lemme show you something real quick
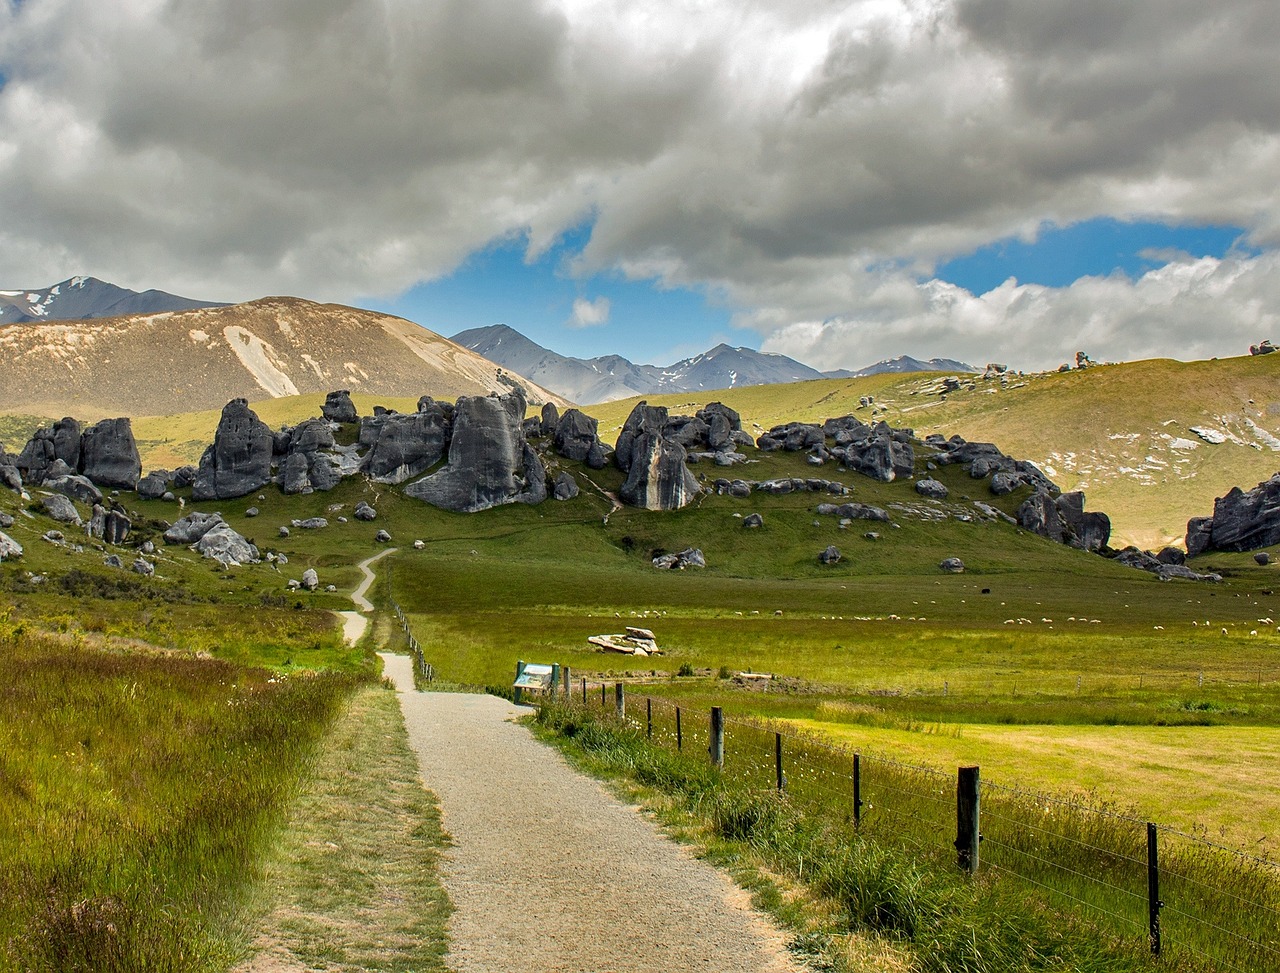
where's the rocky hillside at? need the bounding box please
[587,354,1280,550]
[0,276,223,324]
[451,324,826,403]
[0,298,565,417]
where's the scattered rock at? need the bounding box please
[131,558,154,576]
[652,547,705,570]
[195,524,260,566]
[86,505,131,545]
[553,471,579,501]
[0,513,12,528]
[375,529,391,542]
[1185,475,1280,556]
[915,478,949,500]
[291,518,328,530]
[43,530,65,543]
[103,554,124,569]
[45,474,103,506]
[816,501,890,522]
[1256,552,1271,566]
[743,512,764,528]
[301,568,319,591]
[354,501,377,521]
[1250,340,1276,356]
[41,494,82,525]
[0,531,22,561]
[819,545,842,565]
[939,557,965,573]
[413,540,425,550]
[361,405,452,484]
[164,512,225,544]
[278,525,290,538]
[136,471,170,500]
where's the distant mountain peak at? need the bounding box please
[0,276,225,325]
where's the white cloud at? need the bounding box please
[568,295,610,328]
[0,0,1276,363]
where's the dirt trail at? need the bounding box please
[336,547,397,645]
[380,654,802,973]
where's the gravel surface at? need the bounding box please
[381,654,802,973]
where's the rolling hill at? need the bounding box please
[0,297,565,418]
[585,355,1280,549]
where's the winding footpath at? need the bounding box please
[336,547,396,645]
[355,553,801,972]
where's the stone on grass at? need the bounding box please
[915,478,949,500]
[652,547,705,570]
[819,545,842,565]
[743,512,764,528]
[164,512,224,544]
[195,524,260,567]
[41,494,82,525]
[0,531,22,561]
[1256,552,1271,566]
[375,529,391,542]
[132,558,154,576]
[940,557,965,573]
[301,568,319,591]
[354,501,377,521]
[291,517,328,530]
[103,554,123,569]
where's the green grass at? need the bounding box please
[0,629,360,972]
[240,682,450,972]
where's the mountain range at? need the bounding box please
[451,324,977,403]
[0,276,225,324]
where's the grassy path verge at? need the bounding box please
[236,684,450,973]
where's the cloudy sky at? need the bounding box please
[1,0,1277,371]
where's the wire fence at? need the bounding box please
[388,597,433,683]
[562,677,1280,973]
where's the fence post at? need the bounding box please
[601,683,607,708]
[646,698,652,739]
[775,732,785,791]
[1148,823,1162,955]
[581,677,587,706]
[676,706,683,751]
[956,765,980,874]
[615,681,624,721]
[709,706,724,769]
[853,753,862,829]
[514,660,526,705]
[563,665,571,697]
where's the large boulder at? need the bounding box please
[553,409,605,465]
[51,418,83,469]
[41,494,82,525]
[0,531,23,561]
[0,463,21,493]
[615,403,699,511]
[44,473,103,506]
[137,471,171,500]
[697,403,741,451]
[163,511,225,544]
[193,400,275,500]
[86,504,131,545]
[360,404,452,484]
[321,389,358,424]
[915,478,949,500]
[553,471,579,501]
[79,418,141,489]
[540,402,560,437]
[277,419,341,494]
[756,422,824,452]
[195,523,260,566]
[404,390,545,512]
[1185,476,1280,556]
[1017,490,1111,551]
[838,422,914,483]
[652,547,705,570]
[14,429,58,484]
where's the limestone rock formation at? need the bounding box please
[819,545,842,564]
[553,471,579,501]
[195,523,260,566]
[45,474,103,506]
[86,504,131,545]
[615,403,699,511]
[79,418,142,489]
[540,402,560,436]
[404,390,545,512]
[0,531,22,561]
[1017,490,1110,552]
[553,409,607,467]
[277,419,340,494]
[915,478,949,500]
[41,494,82,524]
[193,399,275,501]
[743,512,763,528]
[1185,476,1280,556]
[137,471,171,500]
[360,402,452,484]
[939,557,965,573]
[354,501,377,521]
[164,512,225,544]
[321,389,358,424]
[652,547,705,569]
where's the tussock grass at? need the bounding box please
[0,629,359,972]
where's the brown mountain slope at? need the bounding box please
[0,297,567,417]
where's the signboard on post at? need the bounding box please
[514,663,555,690]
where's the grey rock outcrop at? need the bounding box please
[405,390,545,512]
[103,554,124,569]
[132,558,154,576]
[195,523,260,566]
[164,512,225,544]
[743,512,763,528]
[291,517,328,529]
[45,474,103,506]
[834,421,915,483]
[939,557,965,573]
[301,568,319,591]
[932,437,1055,495]
[1256,552,1271,566]
[193,399,275,501]
[41,494,82,525]
[1155,547,1186,566]
[819,545,842,565]
[816,502,890,522]
[697,402,741,451]
[915,478,949,500]
[14,429,57,484]
[86,504,131,545]
[137,471,171,500]
[553,471,579,501]
[321,389,358,424]
[0,463,21,492]
[79,418,142,489]
[1017,490,1110,552]
[615,403,699,511]
[553,409,608,468]
[0,531,21,561]
[354,501,377,521]
[1185,476,1280,556]
[360,402,452,484]
[756,422,824,452]
[278,419,340,494]
[652,547,705,570]
[1114,547,1222,583]
[540,402,560,436]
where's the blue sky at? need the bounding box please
[367,217,1260,367]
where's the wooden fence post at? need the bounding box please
[563,665,571,696]
[646,698,652,739]
[676,706,683,751]
[615,681,624,721]
[1148,823,1163,955]
[601,683,607,708]
[709,706,724,769]
[956,765,980,875]
[775,732,785,791]
[581,677,587,706]
[853,753,863,828]
[514,660,525,705]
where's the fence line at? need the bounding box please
[388,597,433,684]
[557,678,1280,972]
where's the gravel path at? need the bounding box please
[336,548,397,645]
[380,654,802,973]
